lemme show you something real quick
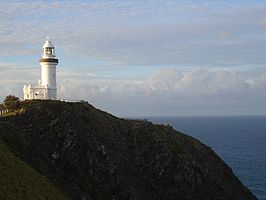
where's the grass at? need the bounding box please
[0,140,68,200]
[1,108,24,117]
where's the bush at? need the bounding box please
[3,95,21,110]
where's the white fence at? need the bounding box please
[0,109,9,116]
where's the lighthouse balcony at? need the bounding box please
[39,58,58,63]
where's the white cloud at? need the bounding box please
[87,73,98,77]
[1,1,266,67]
[53,67,266,115]
[260,18,266,27]
[252,72,266,88]
[1,1,266,115]
[1,65,266,115]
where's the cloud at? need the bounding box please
[87,73,98,77]
[1,1,266,115]
[54,67,266,115]
[1,64,266,115]
[260,18,266,27]
[1,1,266,67]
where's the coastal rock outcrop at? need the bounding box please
[0,100,257,200]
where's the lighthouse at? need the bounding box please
[40,38,58,99]
[23,38,59,100]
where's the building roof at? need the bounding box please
[42,37,55,48]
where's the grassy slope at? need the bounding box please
[0,139,68,200]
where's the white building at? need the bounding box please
[23,38,59,100]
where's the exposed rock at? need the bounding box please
[0,100,257,200]
[0,122,68,200]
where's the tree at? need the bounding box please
[3,95,21,110]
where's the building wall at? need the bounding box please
[47,88,57,100]
[41,63,57,89]
[23,85,48,100]
[23,39,58,100]
[23,84,57,100]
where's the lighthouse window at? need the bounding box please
[45,47,53,55]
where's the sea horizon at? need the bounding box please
[126,114,266,119]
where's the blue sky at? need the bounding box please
[0,0,266,116]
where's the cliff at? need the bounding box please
[0,100,257,200]
[0,122,67,200]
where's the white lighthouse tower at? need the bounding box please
[40,38,58,99]
[23,38,59,100]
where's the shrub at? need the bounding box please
[3,95,21,110]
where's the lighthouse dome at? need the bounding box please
[42,38,54,48]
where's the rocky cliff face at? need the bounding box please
[0,122,67,200]
[0,100,257,200]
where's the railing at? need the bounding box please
[0,109,9,116]
[60,99,88,103]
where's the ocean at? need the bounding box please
[145,116,266,200]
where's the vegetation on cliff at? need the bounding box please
[0,122,67,200]
[0,100,257,200]
[3,95,21,110]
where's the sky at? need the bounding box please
[0,0,266,116]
